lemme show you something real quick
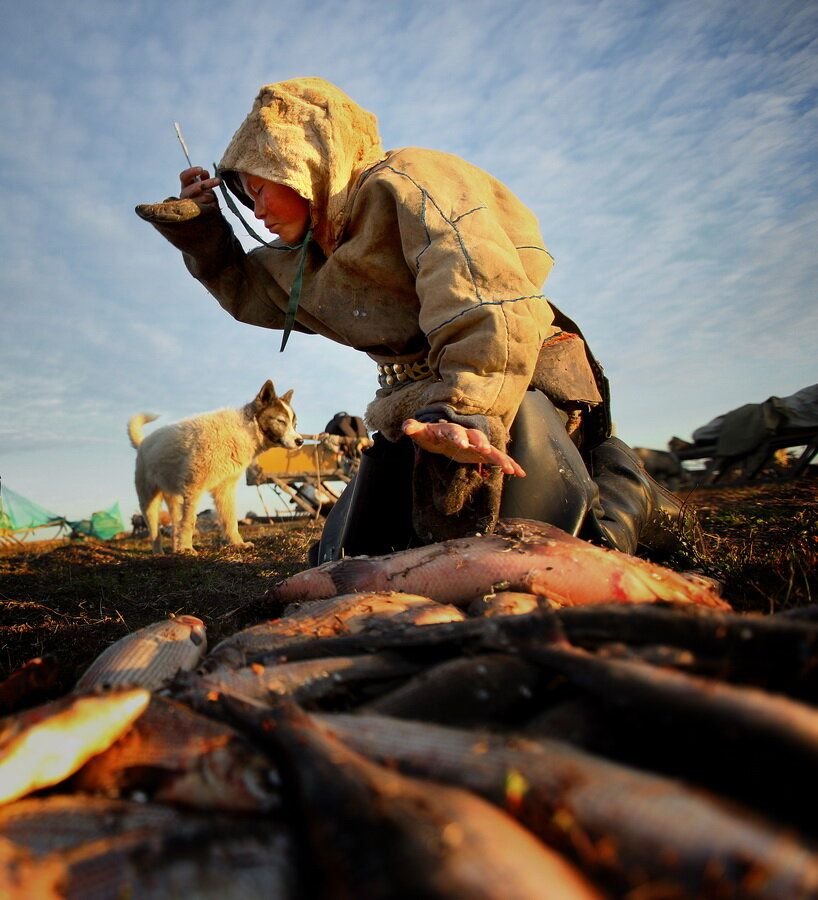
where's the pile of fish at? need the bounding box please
[2,518,818,898]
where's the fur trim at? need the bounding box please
[218,77,385,254]
[411,417,509,542]
[365,380,436,442]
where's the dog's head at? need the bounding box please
[253,380,304,450]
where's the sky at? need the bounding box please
[1,0,816,525]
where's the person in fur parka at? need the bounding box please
[136,76,696,562]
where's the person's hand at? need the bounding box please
[402,419,526,477]
[179,167,221,210]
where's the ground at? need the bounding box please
[1,474,816,698]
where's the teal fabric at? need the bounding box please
[0,484,60,530]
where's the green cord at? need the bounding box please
[280,227,313,352]
[213,164,312,353]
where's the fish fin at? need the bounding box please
[329,557,384,595]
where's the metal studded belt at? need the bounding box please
[376,359,433,388]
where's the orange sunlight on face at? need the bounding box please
[239,174,311,245]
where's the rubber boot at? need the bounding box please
[313,434,416,564]
[500,390,598,534]
[585,437,702,558]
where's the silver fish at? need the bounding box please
[0,795,299,899]
[207,691,602,900]
[524,642,818,769]
[195,652,420,706]
[205,592,463,670]
[362,653,543,726]
[318,711,818,898]
[269,518,730,611]
[75,614,207,691]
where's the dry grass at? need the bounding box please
[1,475,816,697]
[687,476,818,614]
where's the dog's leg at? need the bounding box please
[143,493,165,555]
[164,494,182,554]
[178,490,202,554]
[211,479,252,548]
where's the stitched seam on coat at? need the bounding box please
[517,245,554,259]
[426,294,548,336]
[416,188,432,267]
[452,206,486,223]
[381,165,480,293]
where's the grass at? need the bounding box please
[1,475,816,697]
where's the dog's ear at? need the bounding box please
[279,389,294,406]
[255,380,277,406]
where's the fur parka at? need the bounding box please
[136,77,605,538]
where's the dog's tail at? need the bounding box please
[128,413,160,449]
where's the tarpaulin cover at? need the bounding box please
[0,484,61,531]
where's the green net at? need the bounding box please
[69,502,125,541]
[0,484,62,531]
[0,484,124,541]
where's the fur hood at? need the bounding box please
[217,77,386,254]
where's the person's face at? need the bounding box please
[239,174,311,244]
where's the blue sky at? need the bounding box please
[1,0,816,523]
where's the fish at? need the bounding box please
[468,590,545,617]
[0,794,201,854]
[317,711,818,898]
[0,834,63,899]
[201,690,603,899]
[193,652,420,707]
[75,614,207,691]
[204,592,463,670]
[522,642,818,773]
[554,603,818,697]
[0,656,59,715]
[0,689,150,805]
[514,640,818,831]
[241,608,566,669]
[0,795,300,899]
[69,695,280,812]
[362,653,544,727]
[268,517,731,611]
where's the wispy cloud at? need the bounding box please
[1,0,816,516]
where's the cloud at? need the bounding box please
[1,0,816,517]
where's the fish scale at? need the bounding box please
[75,615,207,691]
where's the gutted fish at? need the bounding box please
[205,691,602,900]
[268,518,730,610]
[318,711,818,898]
[70,695,280,812]
[204,592,463,670]
[0,690,149,806]
[75,614,207,691]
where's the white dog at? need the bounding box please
[128,380,302,554]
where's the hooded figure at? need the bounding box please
[136,77,696,561]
